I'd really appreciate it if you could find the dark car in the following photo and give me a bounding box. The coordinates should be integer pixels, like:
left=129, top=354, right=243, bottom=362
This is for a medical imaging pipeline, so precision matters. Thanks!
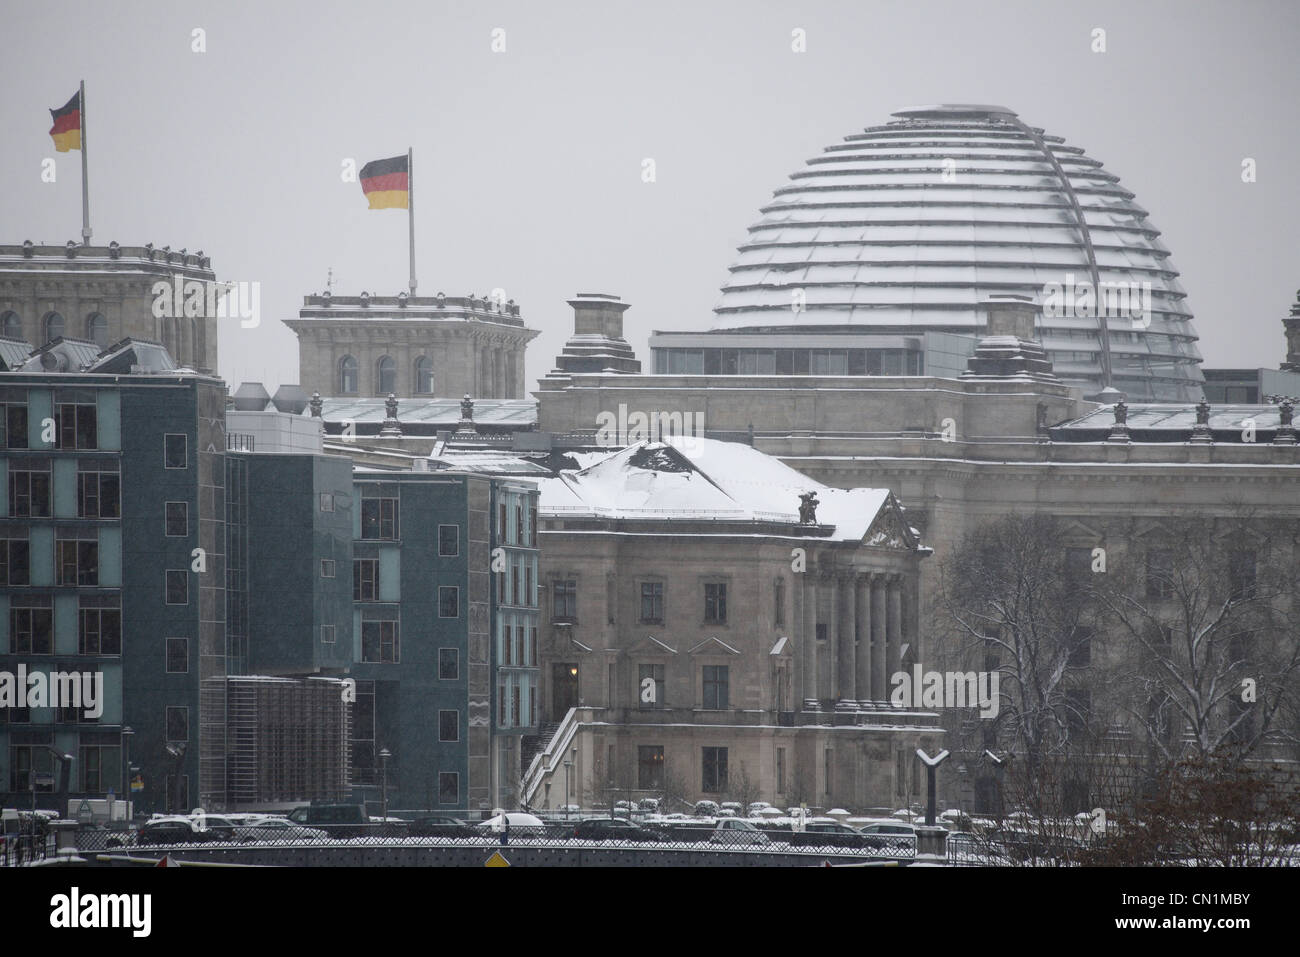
left=137, top=819, right=204, bottom=846
left=287, top=803, right=371, bottom=838
left=573, top=817, right=667, bottom=842
left=408, top=815, right=477, bottom=839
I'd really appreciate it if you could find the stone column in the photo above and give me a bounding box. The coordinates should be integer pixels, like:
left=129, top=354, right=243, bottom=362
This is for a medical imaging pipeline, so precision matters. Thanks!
left=854, top=576, right=870, bottom=707
left=886, top=574, right=903, bottom=681
left=870, top=575, right=886, bottom=702
left=840, top=573, right=857, bottom=707
left=827, top=574, right=840, bottom=704
left=802, top=576, right=818, bottom=709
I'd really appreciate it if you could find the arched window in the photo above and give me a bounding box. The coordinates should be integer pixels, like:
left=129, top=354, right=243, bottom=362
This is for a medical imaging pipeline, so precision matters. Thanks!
left=339, top=355, right=358, bottom=394
left=86, top=313, right=109, bottom=348
left=0, top=311, right=21, bottom=339
left=415, top=356, right=433, bottom=394
left=43, top=312, right=65, bottom=343
left=376, top=355, right=396, bottom=395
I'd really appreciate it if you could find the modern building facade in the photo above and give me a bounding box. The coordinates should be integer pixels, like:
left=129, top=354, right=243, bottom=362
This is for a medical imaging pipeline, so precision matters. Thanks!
left=0, top=346, right=226, bottom=815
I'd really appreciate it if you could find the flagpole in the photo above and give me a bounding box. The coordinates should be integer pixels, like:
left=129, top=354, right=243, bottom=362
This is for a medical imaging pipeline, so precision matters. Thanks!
left=408, top=147, right=416, bottom=295
left=79, top=80, right=91, bottom=244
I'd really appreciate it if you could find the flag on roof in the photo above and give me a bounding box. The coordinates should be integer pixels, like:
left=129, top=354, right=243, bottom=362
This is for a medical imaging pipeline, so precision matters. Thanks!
left=359, top=154, right=409, bottom=210
left=49, top=91, right=82, bottom=152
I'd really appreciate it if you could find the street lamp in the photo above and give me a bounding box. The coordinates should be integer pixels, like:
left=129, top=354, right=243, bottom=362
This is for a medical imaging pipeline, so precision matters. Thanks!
left=379, top=748, right=392, bottom=823
left=120, top=726, right=134, bottom=808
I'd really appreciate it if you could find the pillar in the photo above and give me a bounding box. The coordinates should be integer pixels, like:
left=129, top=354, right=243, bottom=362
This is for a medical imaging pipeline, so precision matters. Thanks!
left=802, top=576, right=818, bottom=709
left=838, top=574, right=856, bottom=707
left=827, top=574, right=839, bottom=703
left=886, top=574, right=903, bottom=681
left=870, top=575, right=886, bottom=702
left=855, top=575, right=870, bottom=707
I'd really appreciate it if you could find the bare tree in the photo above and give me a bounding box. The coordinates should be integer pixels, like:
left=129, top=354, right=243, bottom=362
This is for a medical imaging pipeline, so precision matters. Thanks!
left=1091, top=517, right=1300, bottom=764
left=936, top=514, right=1104, bottom=775
left=724, top=761, right=762, bottom=815
left=1088, top=749, right=1300, bottom=866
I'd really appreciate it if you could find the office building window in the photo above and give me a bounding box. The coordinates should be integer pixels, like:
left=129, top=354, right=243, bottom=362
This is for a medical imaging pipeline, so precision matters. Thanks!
left=55, top=402, right=97, bottom=450
left=360, top=494, right=399, bottom=540
left=166, top=637, right=188, bottom=673
left=525, top=564, right=534, bottom=607
left=320, top=625, right=335, bottom=645
left=338, top=355, right=358, bottom=395
left=2, top=402, right=29, bottom=449
left=79, top=603, right=122, bottom=656
left=529, top=627, right=537, bottom=665
left=704, top=583, right=727, bottom=623
left=439, top=648, right=458, bottom=680
left=164, top=501, right=188, bottom=537
left=319, top=492, right=335, bottom=512
left=164, top=433, right=187, bottom=469
left=702, top=747, right=728, bottom=793
left=353, top=559, right=379, bottom=601
left=502, top=624, right=513, bottom=665
left=11, top=598, right=53, bottom=654
left=774, top=578, right=785, bottom=627
left=438, top=772, right=458, bottom=804
left=438, top=586, right=459, bottom=618
left=0, top=536, right=30, bottom=586
left=777, top=747, right=786, bottom=794
left=320, top=559, right=336, bottom=578
left=703, top=665, right=729, bottom=710
left=165, top=570, right=188, bottom=605
left=77, top=465, right=120, bottom=518
left=1145, top=548, right=1173, bottom=599
left=498, top=503, right=507, bottom=541
left=415, top=357, right=434, bottom=394
left=1229, top=550, right=1257, bottom=601
left=552, top=579, right=577, bottom=620
left=640, top=582, right=664, bottom=623
left=438, top=525, right=458, bottom=557
left=56, top=535, right=98, bottom=586
left=638, top=745, right=665, bottom=790
left=166, top=706, right=189, bottom=743
left=439, top=710, right=459, bottom=742
left=361, top=620, right=399, bottom=663
left=9, top=461, right=51, bottom=517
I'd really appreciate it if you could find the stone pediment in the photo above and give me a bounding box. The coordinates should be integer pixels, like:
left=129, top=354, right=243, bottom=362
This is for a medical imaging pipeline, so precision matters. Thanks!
left=628, top=634, right=678, bottom=655
left=688, top=636, right=740, bottom=656
left=863, top=496, right=918, bottom=550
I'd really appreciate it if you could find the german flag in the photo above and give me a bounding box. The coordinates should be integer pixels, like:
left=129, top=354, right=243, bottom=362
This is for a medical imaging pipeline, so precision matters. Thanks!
left=359, top=154, right=409, bottom=210
left=49, top=92, right=82, bottom=152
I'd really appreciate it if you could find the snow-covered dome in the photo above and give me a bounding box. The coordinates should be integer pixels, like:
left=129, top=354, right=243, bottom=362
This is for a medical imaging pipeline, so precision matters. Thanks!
left=712, top=104, right=1203, bottom=400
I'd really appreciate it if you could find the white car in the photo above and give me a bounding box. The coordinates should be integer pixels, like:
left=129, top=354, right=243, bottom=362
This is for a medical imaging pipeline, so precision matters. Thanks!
left=232, top=818, right=329, bottom=842
left=709, top=818, right=772, bottom=847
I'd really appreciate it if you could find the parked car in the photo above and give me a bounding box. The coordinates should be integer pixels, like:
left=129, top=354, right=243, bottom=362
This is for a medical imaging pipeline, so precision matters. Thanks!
left=477, top=813, right=546, bottom=838
left=785, top=820, right=873, bottom=849
left=408, top=815, right=477, bottom=839
left=137, top=818, right=205, bottom=846
left=287, top=803, right=370, bottom=838
left=857, top=821, right=917, bottom=851
left=232, top=817, right=329, bottom=842
left=709, top=818, right=772, bottom=847
left=190, top=814, right=237, bottom=841
left=573, top=817, right=667, bottom=842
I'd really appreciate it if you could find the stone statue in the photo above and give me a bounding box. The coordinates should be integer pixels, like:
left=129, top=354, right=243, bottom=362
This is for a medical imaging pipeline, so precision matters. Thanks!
left=309, top=392, right=323, bottom=418
left=798, top=491, right=819, bottom=524
left=1113, top=400, right=1128, bottom=426
left=460, top=394, right=474, bottom=422
left=1281, top=398, right=1295, bottom=428
left=385, top=393, right=399, bottom=420
left=1195, top=399, right=1210, bottom=426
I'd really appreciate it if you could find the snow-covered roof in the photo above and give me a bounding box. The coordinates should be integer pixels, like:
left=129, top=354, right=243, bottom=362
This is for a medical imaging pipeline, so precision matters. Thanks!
left=537, top=436, right=898, bottom=542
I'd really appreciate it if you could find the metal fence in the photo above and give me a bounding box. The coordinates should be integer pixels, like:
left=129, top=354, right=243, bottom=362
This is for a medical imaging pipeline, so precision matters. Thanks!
left=67, top=822, right=917, bottom=861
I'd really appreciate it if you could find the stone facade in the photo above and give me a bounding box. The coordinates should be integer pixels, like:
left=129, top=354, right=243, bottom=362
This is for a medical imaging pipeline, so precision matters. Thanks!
left=0, top=242, right=219, bottom=372
left=285, top=293, right=539, bottom=400
left=520, top=480, right=940, bottom=812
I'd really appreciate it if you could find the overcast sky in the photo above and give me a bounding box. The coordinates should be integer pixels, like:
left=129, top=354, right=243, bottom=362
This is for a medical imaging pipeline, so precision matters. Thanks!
left=4, top=0, right=1298, bottom=392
